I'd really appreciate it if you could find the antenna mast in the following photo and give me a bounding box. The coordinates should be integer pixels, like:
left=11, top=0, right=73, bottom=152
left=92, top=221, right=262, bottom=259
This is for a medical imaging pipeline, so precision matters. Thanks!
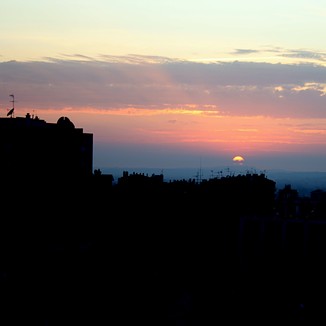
left=195, top=157, right=203, bottom=183
left=7, top=94, right=15, bottom=117
left=10, top=94, right=15, bottom=109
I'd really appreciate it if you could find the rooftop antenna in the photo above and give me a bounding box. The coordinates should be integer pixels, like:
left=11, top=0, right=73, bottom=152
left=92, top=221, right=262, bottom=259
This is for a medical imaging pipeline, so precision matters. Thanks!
left=7, top=94, right=15, bottom=117
left=194, top=157, right=203, bottom=183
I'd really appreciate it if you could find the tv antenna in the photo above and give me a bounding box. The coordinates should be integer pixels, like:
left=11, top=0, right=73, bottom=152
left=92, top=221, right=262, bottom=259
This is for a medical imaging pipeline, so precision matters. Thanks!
left=194, top=157, right=203, bottom=183
left=7, top=94, right=15, bottom=117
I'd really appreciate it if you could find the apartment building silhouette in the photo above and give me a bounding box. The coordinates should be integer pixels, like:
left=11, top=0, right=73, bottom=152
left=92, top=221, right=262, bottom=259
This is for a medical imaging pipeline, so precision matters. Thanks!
left=0, top=113, right=93, bottom=179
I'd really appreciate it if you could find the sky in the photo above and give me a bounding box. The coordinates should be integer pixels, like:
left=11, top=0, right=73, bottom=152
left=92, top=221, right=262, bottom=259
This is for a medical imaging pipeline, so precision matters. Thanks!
left=1, top=0, right=326, bottom=177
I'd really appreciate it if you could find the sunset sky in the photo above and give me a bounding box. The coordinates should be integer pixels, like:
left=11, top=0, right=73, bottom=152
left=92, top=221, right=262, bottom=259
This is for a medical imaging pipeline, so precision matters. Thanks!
left=1, top=0, right=326, bottom=177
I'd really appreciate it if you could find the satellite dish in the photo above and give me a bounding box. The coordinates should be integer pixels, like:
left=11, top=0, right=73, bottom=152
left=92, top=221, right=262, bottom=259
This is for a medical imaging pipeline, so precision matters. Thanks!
left=7, top=94, right=15, bottom=117
left=7, top=108, right=14, bottom=117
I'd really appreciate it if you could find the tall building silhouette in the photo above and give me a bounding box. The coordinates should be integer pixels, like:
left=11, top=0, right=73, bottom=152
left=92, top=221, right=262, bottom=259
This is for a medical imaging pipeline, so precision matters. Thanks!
left=0, top=113, right=93, bottom=179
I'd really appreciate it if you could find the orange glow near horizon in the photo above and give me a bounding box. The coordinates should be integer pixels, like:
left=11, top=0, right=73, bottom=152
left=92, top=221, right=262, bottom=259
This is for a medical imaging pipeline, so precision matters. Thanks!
left=15, top=105, right=326, bottom=157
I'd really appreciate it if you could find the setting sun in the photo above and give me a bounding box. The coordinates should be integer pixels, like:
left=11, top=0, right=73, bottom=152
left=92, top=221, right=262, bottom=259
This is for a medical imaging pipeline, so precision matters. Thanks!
left=232, top=156, right=245, bottom=164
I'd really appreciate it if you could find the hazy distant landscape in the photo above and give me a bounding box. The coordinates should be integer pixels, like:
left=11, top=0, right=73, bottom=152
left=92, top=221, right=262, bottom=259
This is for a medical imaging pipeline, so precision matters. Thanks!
left=267, top=170, right=326, bottom=196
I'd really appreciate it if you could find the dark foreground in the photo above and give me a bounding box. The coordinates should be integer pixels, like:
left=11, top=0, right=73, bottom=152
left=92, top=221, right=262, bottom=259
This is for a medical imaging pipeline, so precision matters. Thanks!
left=2, top=219, right=326, bottom=325
left=1, top=178, right=326, bottom=325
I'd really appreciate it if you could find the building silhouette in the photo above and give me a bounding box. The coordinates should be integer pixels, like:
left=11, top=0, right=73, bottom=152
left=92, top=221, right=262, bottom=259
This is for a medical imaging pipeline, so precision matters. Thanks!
left=0, top=113, right=93, bottom=179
